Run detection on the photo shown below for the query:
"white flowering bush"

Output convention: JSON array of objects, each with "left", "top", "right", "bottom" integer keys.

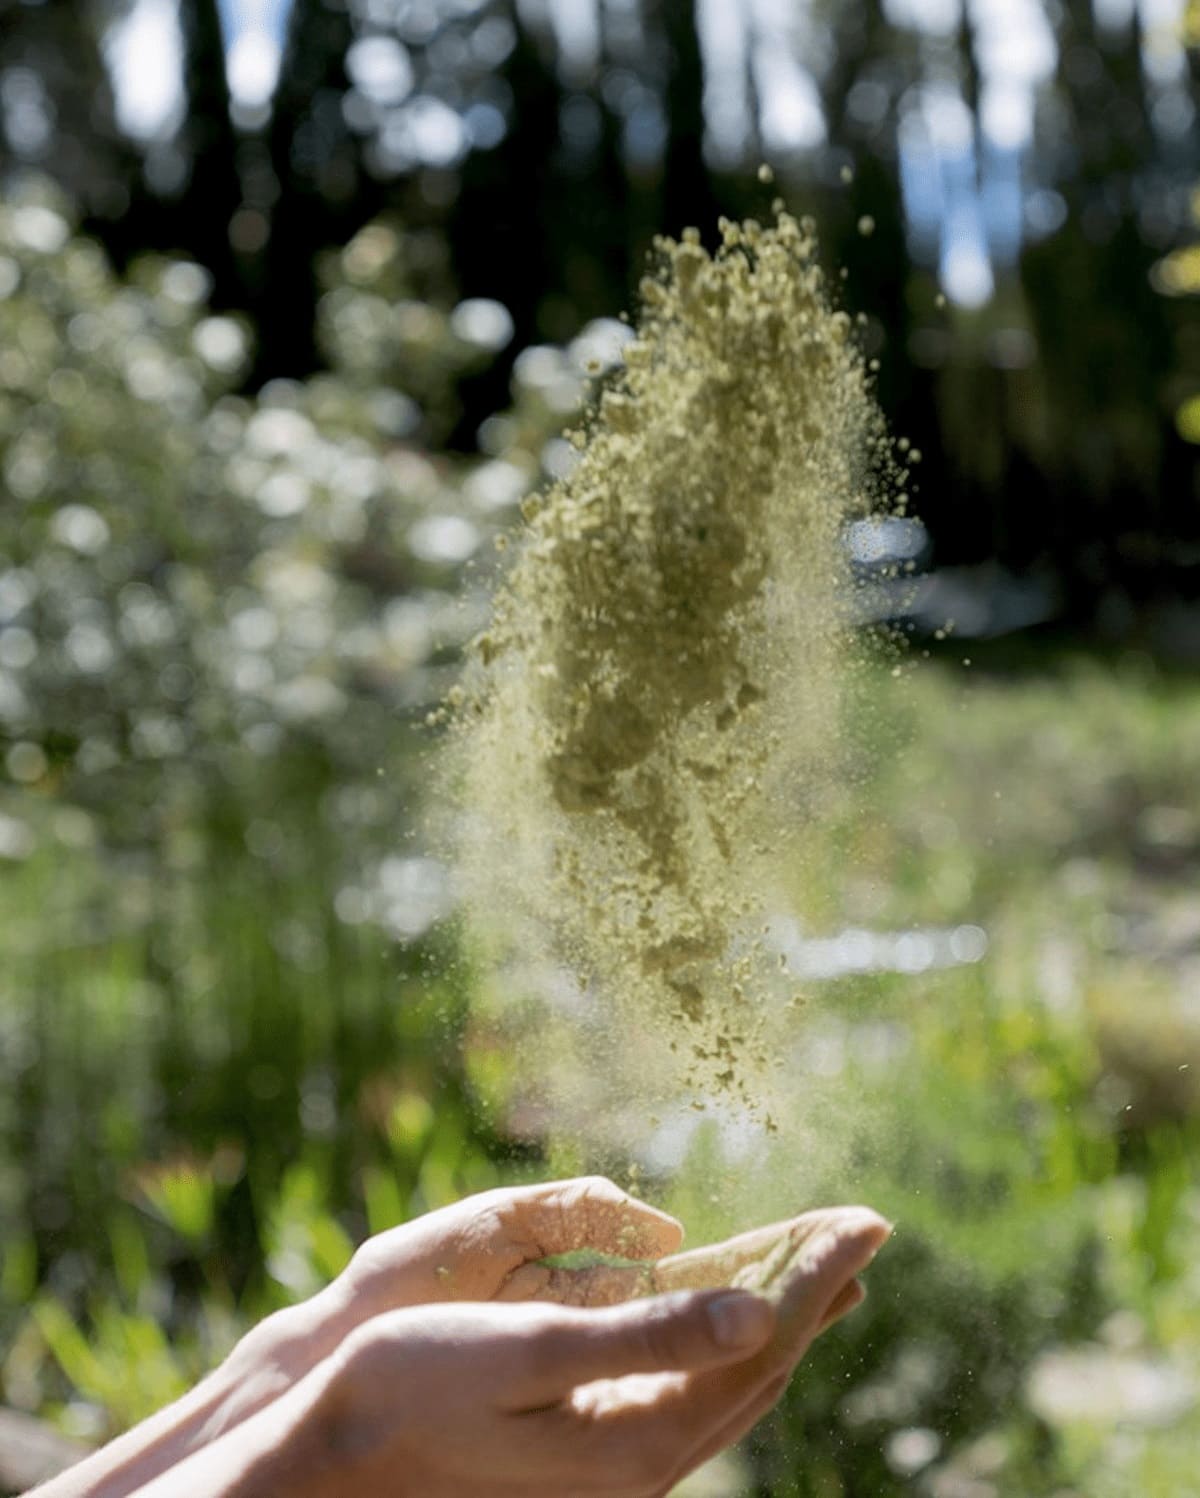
[
  {"left": 0, "top": 179, "right": 660, "bottom": 919},
  {"left": 0, "top": 183, "right": 550, "bottom": 1396},
  {"left": 2, "top": 183, "right": 801, "bottom": 1433},
  {"left": 0, "top": 183, "right": 539, "bottom": 875}
]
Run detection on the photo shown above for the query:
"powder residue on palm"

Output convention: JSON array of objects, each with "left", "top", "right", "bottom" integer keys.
[
  {"left": 533, "top": 1206, "right": 893, "bottom": 1352},
  {"left": 453, "top": 211, "right": 891, "bottom": 1101}
]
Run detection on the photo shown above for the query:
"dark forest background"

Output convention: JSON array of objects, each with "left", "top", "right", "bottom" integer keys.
[{"left": 3, "top": 0, "right": 1198, "bottom": 636}]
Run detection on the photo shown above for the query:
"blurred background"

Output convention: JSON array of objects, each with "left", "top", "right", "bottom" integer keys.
[{"left": 1, "top": 1, "right": 1198, "bottom": 1495}]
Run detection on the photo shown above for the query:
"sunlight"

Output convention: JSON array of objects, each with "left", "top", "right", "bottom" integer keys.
[{"left": 105, "top": 0, "right": 183, "bottom": 140}]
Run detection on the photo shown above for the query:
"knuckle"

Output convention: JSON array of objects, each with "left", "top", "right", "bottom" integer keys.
[
  {"left": 634, "top": 1295, "right": 693, "bottom": 1365},
  {"left": 345, "top": 1235, "right": 382, "bottom": 1284},
  {"left": 345, "top": 1223, "right": 410, "bottom": 1286},
  {"left": 334, "top": 1321, "right": 386, "bottom": 1388},
  {"left": 577, "top": 1174, "right": 625, "bottom": 1203},
  {"left": 339, "top": 1307, "right": 425, "bottom": 1381}
]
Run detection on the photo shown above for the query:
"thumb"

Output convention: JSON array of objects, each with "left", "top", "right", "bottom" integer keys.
[{"left": 514, "top": 1291, "right": 775, "bottom": 1405}]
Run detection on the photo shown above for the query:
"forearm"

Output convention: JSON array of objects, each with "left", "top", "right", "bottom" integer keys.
[
  {"left": 22, "top": 1222, "right": 442, "bottom": 1498},
  {"left": 26, "top": 1289, "right": 346, "bottom": 1498},
  {"left": 25, "top": 1365, "right": 255, "bottom": 1498},
  {"left": 118, "top": 1371, "right": 334, "bottom": 1498}
]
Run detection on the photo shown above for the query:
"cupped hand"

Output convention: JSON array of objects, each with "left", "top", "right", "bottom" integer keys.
[
  {"left": 343, "top": 1174, "right": 683, "bottom": 1311},
  {"left": 211, "top": 1180, "right": 888, "bottom": 1481},
  {"left": 267, "top": 1206, "right": 890, "bottom": 1498},
  {"left": 37, "top": 1188, "right": 889, "bottom": 1498},
  {"left": 223, "top": 1177, "right": 682, "bottom": 1417},
  {"left": 521, "top": 1203, "right": 887, "bottom": 1320},
  {"left": 574, "top": 1206, "right": 893, "bottom": 1481}
]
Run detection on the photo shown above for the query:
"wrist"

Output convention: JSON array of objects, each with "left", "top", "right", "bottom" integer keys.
[
  {"left": 213, "top": 1284, "right": 351, "bottom": 1430},
  {"left": 218, "top": 1367, "right": 342, "bottom": 1498},
  {"left": 112, "top": 1362, "right": 340, "bottom": 1498}
]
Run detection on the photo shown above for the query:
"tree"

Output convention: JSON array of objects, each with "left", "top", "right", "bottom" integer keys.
[
  {"left": 1014, "top": 0, "right": 1191, "bottom": 606},
  {"left": 256, "top": 0, "right": 374, "bottom": 380},
  {"left": 173, "top": 0, "right": 243, "bottom": 303},
  {"left": 653, "top": 0, "right": 721, "bottom": 239},
  {"left": 0, "top": 0, "right": 138, "bottom": 222}
]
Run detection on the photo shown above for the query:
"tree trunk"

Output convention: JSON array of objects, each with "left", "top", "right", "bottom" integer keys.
[{"left": 175, "top": 0, "right": 244, "bottom": 304}]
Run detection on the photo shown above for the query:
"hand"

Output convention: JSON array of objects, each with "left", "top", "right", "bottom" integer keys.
[
  {"left": 209, "top": 1177, "right": 683, "bottom": 1439},
  {"left": 211, "top": 1184, "right": 880, "bottom": 1453},
  {"left": 222, "top": 1206, "right": 890, "bottom": 1498},
  {"left": 30, "top": 1179, "right": 684, "bottom": 1498},
  {"left": 524, "top": 1204, "right": 886, "bottom": 1322},
  {"left": 341, "top": 1174, "right": 684, "bottom": 1310},
  {"left": 31, "top": 1185, "right": 889, "bottom": 1498}
]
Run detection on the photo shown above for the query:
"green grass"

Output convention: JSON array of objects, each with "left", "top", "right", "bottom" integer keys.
[{"left": 2, "top": 651, "right": 1198, "bottom": 1496}]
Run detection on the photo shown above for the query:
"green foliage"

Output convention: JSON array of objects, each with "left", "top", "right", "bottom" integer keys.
[
  {"left": 683, "top": 655, "right": 1200, "bottom": 1495},
  {"left": 485, "top": 651, "right": 1199, "bottom": 1495},
  {"left": 133, "top": 1161, "right": 220, "bottom": 1249},
  {"left": 8, "top": 0, "right": 1200, "bottom": 614},
  {"left": 0, "top": 180, "right": 503, "bottom": 834},
  {"left": 32, "top": 1297, "right": 192, "bottom": 1433},
  {"left": 0, "top": 200, "right": 1197, "bottom": 1498},
  {"left": 0, "top": 190, "right": 534, "bottom": 1432},
  {"left": 263, "top": 1163, "right": 357, "bottom": 1302}
]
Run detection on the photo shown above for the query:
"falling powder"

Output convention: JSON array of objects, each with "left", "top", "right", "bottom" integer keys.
[{"left": 448, "top": 211, "right": 896, "bottom": 1107}]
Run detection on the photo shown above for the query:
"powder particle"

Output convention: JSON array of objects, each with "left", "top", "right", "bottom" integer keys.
[{"left": 452, "top": 211, "right": 889, "bottom": 1102}]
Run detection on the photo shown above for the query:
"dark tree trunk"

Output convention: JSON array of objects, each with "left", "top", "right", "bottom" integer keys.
[
  {"left": 0, "top": 0, "right": 138, "bottom": 223},
  {"left": 174, "top": 0, "right": 244, "bottom": 304},
  {"left": 450, "top": 3, "right": 563, "bottom": 353},
  {"left": 255, "top": 0, "right": 368, "bottom": 381},
  {"left": 655, "top": 0, "right": 722, "bottom": 240}
]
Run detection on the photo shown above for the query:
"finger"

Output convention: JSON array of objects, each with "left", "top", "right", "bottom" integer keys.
[
  {"left": 764, "top": 1208, "right": 889, "bottom": 1360},
  {"left": 668, "top": 1276, "right": 871, "bottom": 1481},
  {"left": 818, "top": 1276, "right": 865, "bottom": 1332},
  {"left": 540, "top": 1353, "right": 793, "bottom": 1497},
  {"left": 556, "top": 1213, "right": 887, "bottom": 1475},
  {"left": 501, "top": 1202, "right": 882, "bottom": 1309},
  {"left": 563, "top": 1271, "right": 867, "bottom": 1494},
  {"left": 494, "top": 1177, "right": 683, "bottom": 1303},
  {"left": 512, "top": 1290, "right": 776, "bottom": 1406},
  {"left": 662, "top": 1370, "right": 791, "bottom": 1489},
  {"left": 520, "top": 1176, "right": 684, "bottom": 1259},
  {"left": 652, "top": 1206, "right": 887, "bottom": 1299},
  {"left": 534, "top": 1366, "right": 789, "bottom": 1498},
  {"left": 501, "top": 1259, "right": 653, "bottom": 1306},
  {"left": 653, "top": 1219, "right": 796, "bottom": 1293}
]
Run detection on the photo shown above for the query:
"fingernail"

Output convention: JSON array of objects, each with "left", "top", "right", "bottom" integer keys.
[{"left": 707, "top": 1292, "right": 773, "bottom": 1349}]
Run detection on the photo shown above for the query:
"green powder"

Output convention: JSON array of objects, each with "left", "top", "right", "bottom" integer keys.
[{"left": 449, "top": 210, "right": 893, "bottom": 1105}]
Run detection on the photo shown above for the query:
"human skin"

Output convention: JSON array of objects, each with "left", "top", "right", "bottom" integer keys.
[{"left": 30, "top": 1178, "right": 890, "bottom": 1498}]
